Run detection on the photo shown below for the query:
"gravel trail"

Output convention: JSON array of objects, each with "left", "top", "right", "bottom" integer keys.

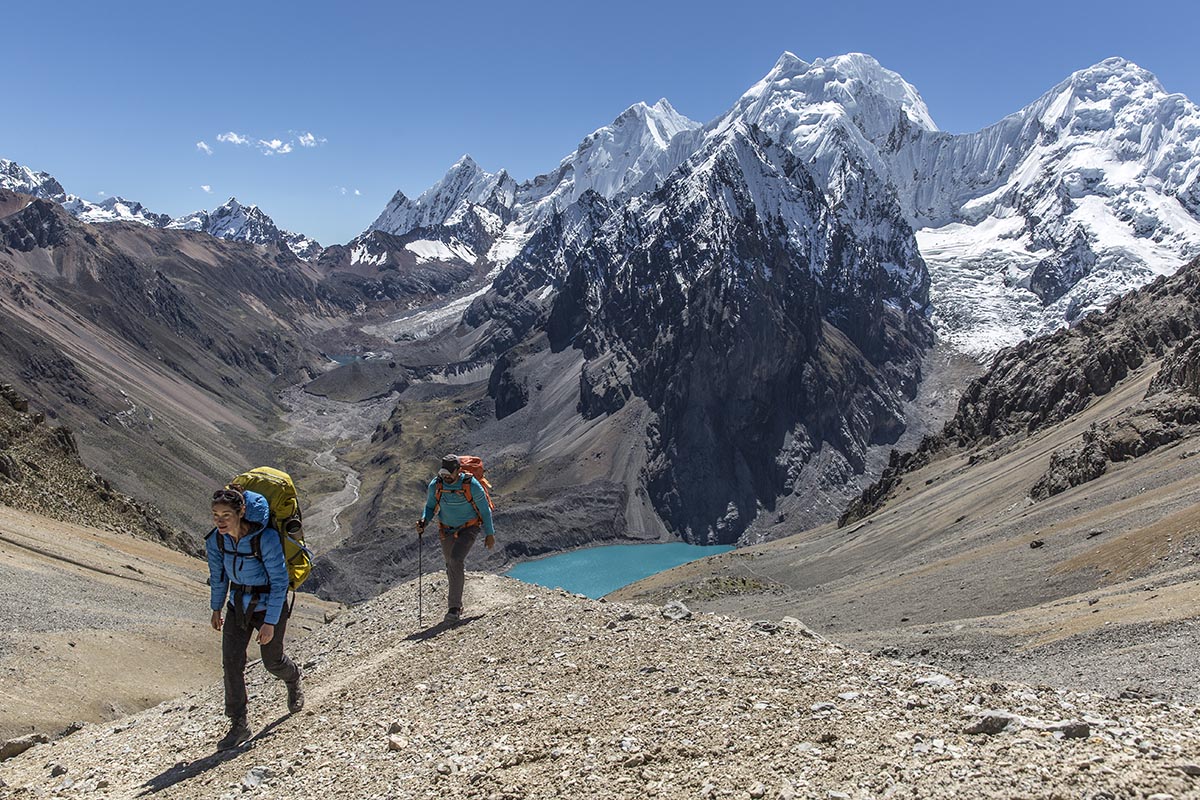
[{"left": 4, "top": 574, "right": 1199, "bottom": 799}]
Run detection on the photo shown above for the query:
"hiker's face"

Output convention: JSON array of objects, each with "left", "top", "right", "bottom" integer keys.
[
  {"left": 441, "top": 468, "right": 461, "bottom": 483},
  {"left": 212, "top": 503, "right": 242, "bottom": 534}
]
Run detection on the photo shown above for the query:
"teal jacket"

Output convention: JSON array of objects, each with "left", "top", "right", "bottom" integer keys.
[{"left": 421, "top": 474, "right": 495, "bottom": 536}]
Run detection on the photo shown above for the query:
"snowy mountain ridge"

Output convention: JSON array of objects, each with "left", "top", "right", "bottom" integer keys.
[
  {"left": 887, "top": 56, "right": 1200, "bottom": 354},
  {"left": 364, "top": 99, "right": 704, "bottom": 269},
  {"left": 166, "top": 196, "right": 321, "bottom": 258},
  {"left": 0, "top": 158, "right": 321, "bottom": 260},
  {"left": 377, "top": 53, "right": 1200, "bottom": 359}
]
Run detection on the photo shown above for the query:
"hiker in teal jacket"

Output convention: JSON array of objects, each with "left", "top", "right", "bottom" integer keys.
[
  {"left": 416, "top": 454, "right": 495, "bottom": 622},
  {"left": 206, "top": 486, "right": 303, "bottom": 751}
]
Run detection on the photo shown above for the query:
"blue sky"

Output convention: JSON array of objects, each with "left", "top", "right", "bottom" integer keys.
[{"left": 4, "top": 0, "right": 1198, "bottom": 244}]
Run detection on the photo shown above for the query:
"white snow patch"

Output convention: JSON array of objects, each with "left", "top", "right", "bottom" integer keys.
[{"left": 404, "top": 239, "right": 477, "bottom": 264}]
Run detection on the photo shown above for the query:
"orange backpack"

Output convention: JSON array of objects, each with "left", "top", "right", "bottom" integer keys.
[{"left": 434, "top": 455, "right": 495, "bottom": 526}]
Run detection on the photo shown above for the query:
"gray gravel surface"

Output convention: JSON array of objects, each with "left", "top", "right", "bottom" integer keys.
[{"left": 3, "top": 573, "right": 1199, "bottom": 799}]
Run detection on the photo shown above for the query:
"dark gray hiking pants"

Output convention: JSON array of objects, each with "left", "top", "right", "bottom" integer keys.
[
  {"left": 222, "top": 599, "right": 299, "bottom": 721},
  {"left": 440, "top": 524, "right": 478, "bottom": 610}
]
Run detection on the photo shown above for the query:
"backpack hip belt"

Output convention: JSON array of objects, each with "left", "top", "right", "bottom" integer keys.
[
  {"left": 229, "top": 581, "right": 270, "bottom": 594},
  {"left": 438, "top": 521, "right": 480, "bottom": 540}
]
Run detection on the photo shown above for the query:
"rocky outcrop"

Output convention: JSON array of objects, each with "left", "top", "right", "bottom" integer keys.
[
  {"left": 0, "top": 384, "right": 192, "bottom": 553},
  {"left": 486, "top": 351, "right": 529, "bottom": 420},
  {"left": 1029, "top": 228, "right": 1099, "bottom": 307},
  {"left": 1, "top": 196, "right": 71, "bottom": 251},
  {"left": 1031, "top": 331, "right": 1200, "bottom": 499}
]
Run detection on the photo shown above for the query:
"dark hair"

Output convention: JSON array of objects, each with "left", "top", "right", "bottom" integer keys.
[{"left": 211, "top": 486, "right": 246, "bottom": 509}]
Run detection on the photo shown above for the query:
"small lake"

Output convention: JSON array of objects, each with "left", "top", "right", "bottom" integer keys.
[{"left": 505, "top": 542, "right": 734, "bottom": 599}]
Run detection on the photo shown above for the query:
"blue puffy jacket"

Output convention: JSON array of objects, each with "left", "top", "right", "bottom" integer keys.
[{"left": 206, "top": 490, "right": 289, "bottom": 625}]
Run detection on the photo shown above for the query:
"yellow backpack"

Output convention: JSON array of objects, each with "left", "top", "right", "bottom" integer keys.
[{"left": 232, "top": 466, "right": 313, "bottom": 591}]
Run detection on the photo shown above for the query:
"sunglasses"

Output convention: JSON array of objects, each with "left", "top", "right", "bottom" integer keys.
[{"left": 211, "top": 487, "right": 245, "bottom": 507}]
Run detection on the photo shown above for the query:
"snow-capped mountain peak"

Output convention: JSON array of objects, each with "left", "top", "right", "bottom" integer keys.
[
  {"left": 367, "top": 155, "right": 516, "bottom": 240},
  {"left": 715, "top": 51, "right": 939, "bottom": 201},
  {"left": 0, "top": 158, "right": 68, "bottom": 201},
  {"left": 368, "top": 98, "right": 702, "bottom": 257},
  {"left": 735, "top": 51, "right": 937, "bottom": 136},
  {"left": 165, "top": 196, "right": 322, "bottom": 259},
  {"left": 892, "top": 57, "right": 1200, "bottom": 354},
  {"left": 611, "top": 98, "right": 696, "bottom": 147},
  {"left": 815, "top": 52, "right": 938, "bottom": 132},
  {"left": 521, "top": 97, "right": 703, "bottom": 218}
]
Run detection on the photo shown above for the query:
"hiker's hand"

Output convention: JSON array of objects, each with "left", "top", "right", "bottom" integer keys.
[
  {"left": 257, "top": 624, "right": 275, "bottom": 646},
  {"left": 415, "top": 519, "right": 426, "bottom": 536},
  {"left": 485, "top": 534, "right": 495, "bottom": 550},
  {"left": 211, "top": 610, "right": 223, "bottom": 631}
]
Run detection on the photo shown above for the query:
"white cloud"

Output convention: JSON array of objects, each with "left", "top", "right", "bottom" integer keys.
[
  {"left": 98, "top": 190, "right": 107, "bottom": 197},
  {"left": 260, "top": 139, "right": 294, "bottom": 155},
  {"left": 201, "top": 185, "right": 212, "bottom": 194},
  {"left": 354, "top": 189, "right": 361, "bottom": 196},
  {"left": 212, "top": 129, "right": 318, "bottom": 156},
  {"left": 196, "top": 140, "right": 213, "bottom": 155}
]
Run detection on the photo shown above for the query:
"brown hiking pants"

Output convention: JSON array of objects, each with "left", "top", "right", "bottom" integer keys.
[{"left": 440, "top": 524, "right": 478, "bottom": 610}]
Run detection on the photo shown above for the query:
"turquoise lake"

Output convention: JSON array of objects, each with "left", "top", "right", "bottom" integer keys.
[{"left": 505, "top": 542, "right": 734, "bottom": 599}]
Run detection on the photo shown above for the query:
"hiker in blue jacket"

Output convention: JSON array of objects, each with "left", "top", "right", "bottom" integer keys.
[
  {"left": 416, "top": 454, "right": 495, "bottom": 622},
  {"left": 207, "top": 486, "right": 304, "bottom": 751}
]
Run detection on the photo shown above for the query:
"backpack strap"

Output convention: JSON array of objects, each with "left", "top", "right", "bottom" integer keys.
[
  {"left": 460, "top": 479, "right": 482, "bottom": 522},
  {"left": 247, "top": 529, "right": 297, "bottom": 613},
  {"left": 431, "top": 476, "right": 483, "bottom": 529}
]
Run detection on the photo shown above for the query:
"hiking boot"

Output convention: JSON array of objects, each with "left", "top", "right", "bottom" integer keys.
[
  {"left": 287, "top": 676, "right": 305, "bottom": 714},
  {"left": 444, "top": 607, "right": 462, "bottom": 623},
  {"left": 216, "top": 718, "right": 251, "bottom": 751}
]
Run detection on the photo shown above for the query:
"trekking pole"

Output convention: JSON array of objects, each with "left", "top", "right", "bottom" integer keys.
[{"left": 417, "top": 527, "right": 424, "bottom": 626}]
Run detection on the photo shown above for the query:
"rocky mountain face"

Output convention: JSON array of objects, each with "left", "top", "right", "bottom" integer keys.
[{"left": 554, "top": 126, "right": 929, "bottom": 542}]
